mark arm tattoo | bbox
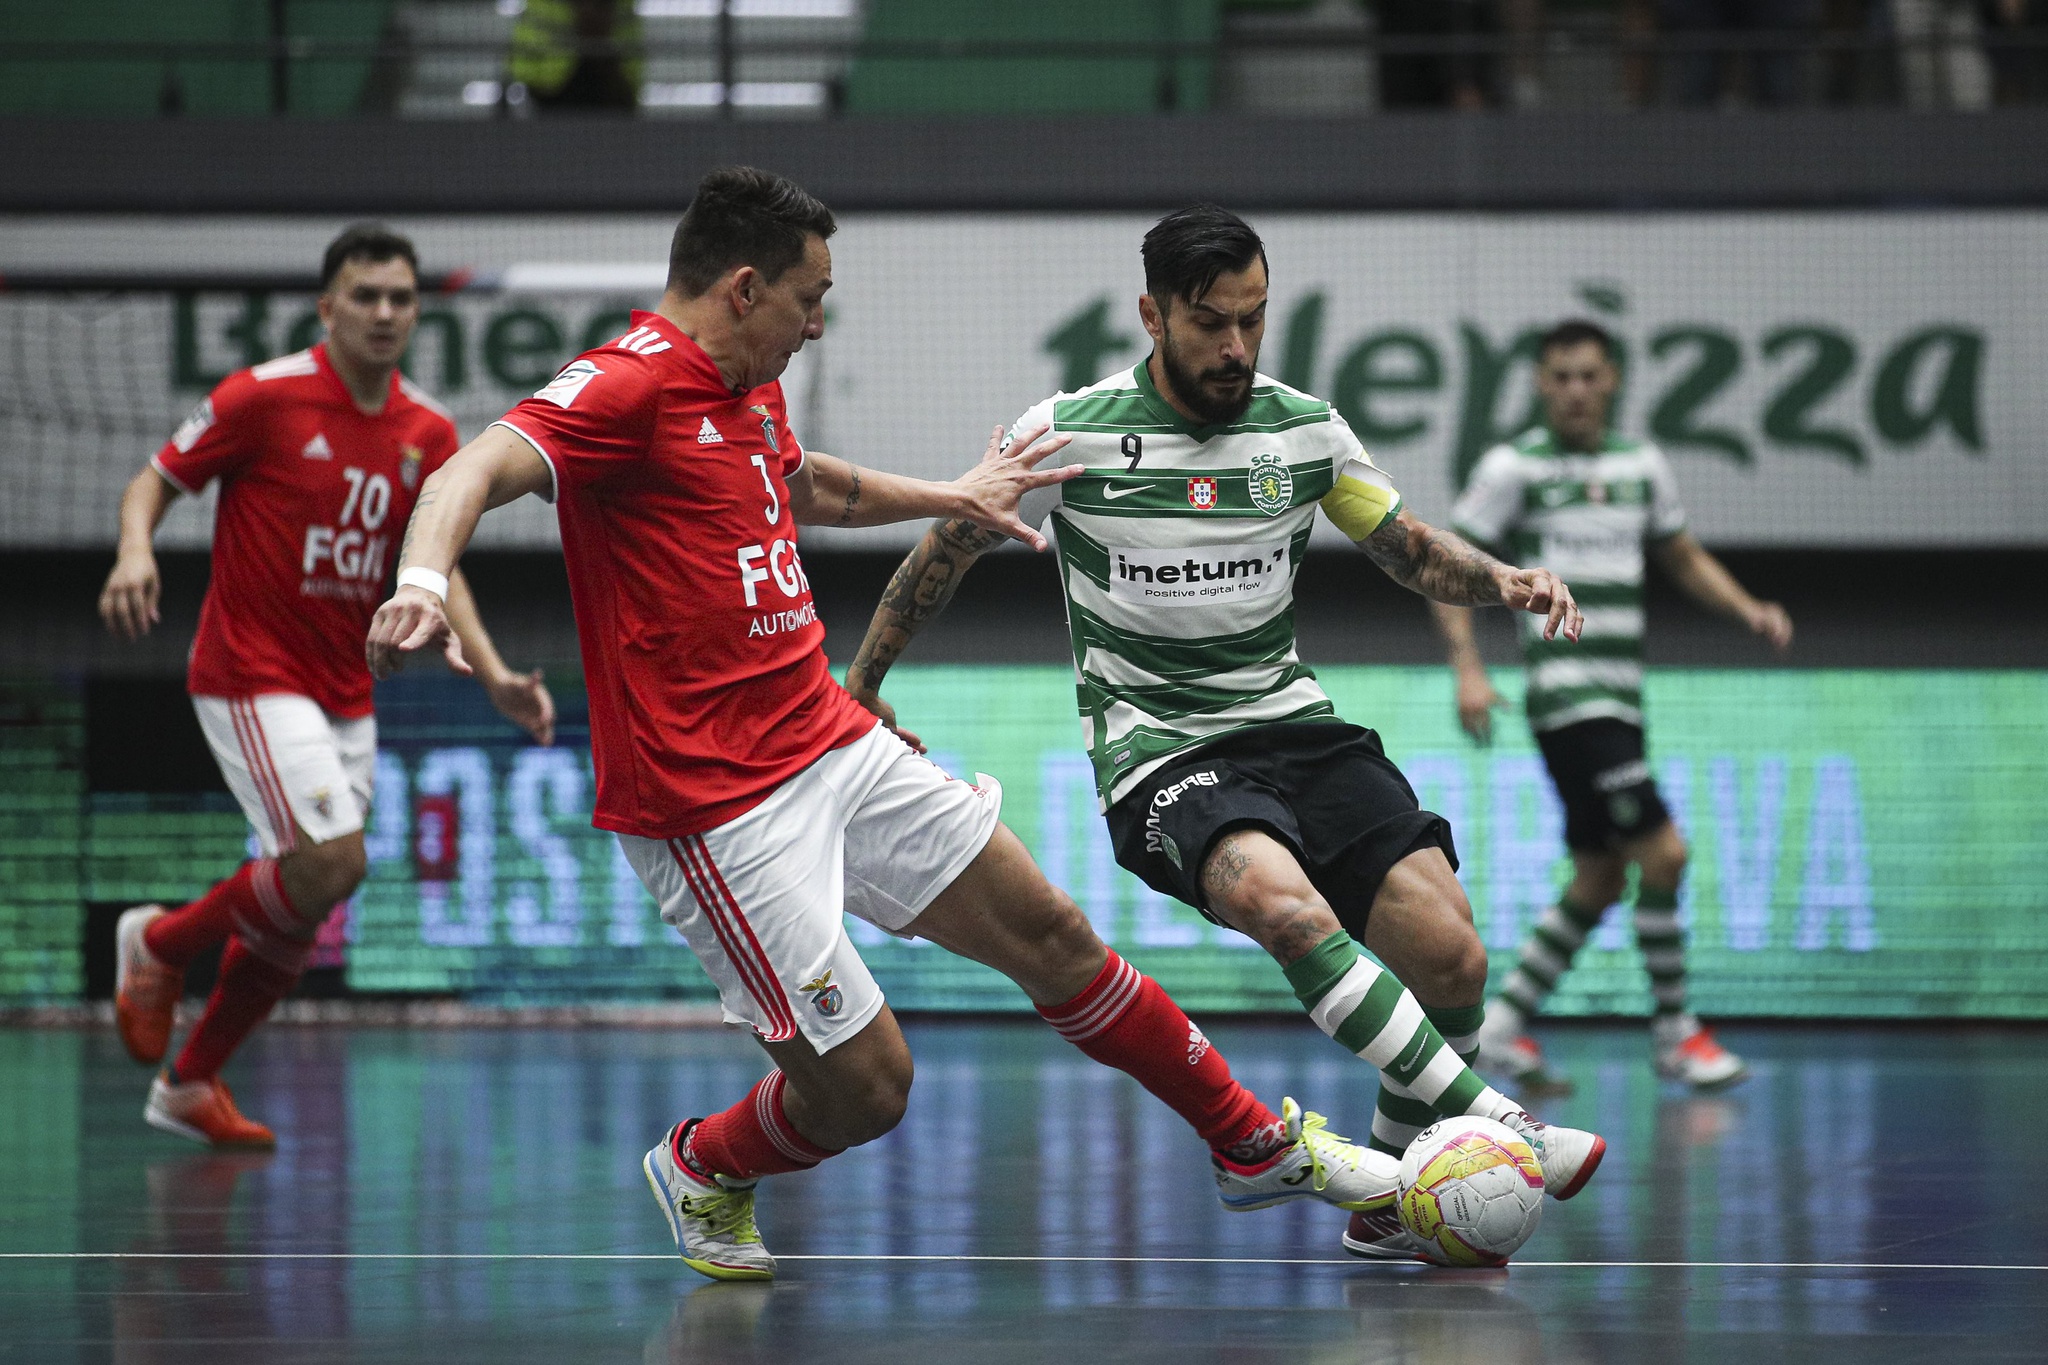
[396,489,437,569]
[847,518,1004,690]
[833,465,863,527]
[1363,515,1507,606]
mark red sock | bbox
[171,937,302,1083]
[680,1070,841,1183]
[1037,950,1282,1159]
[145,861,283,969]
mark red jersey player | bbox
[98,225,553,1148]
[369,168,1398,1282]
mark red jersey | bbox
[496,311,875,838]
[153,344,458,718]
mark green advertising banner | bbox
[6,211,2045,551]
[40,666,2042,1017]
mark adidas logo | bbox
[1187,1022,1211,1066]
[615,325,672,356]
[301,433,333,460]
[697,417,725,445]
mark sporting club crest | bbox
[399,444,424,489]
[1186,476,1218,510]
[800,970,844,1018]
[1247,453,1293,516]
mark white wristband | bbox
[396,567,449,601]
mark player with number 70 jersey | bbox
[98,226,553,1152]
[156,342,458,715]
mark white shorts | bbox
[618,724,1002,1054]
[192,694,376,857]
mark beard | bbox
[1159,331,1256,426]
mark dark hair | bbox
[1538,318,1616,362]
[668,166,837,298]
[1141,204,1268,313]
[320,223,419,291]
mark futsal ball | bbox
[1397,1116,1546,1266]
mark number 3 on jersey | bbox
[304,465,393,582]
[749,452,781,524]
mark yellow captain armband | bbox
[1319,456,1403,541]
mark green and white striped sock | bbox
[1369,1002,1487,1156]
[1634,883,1687,1018]
[1498,894,1607,1023]
[1284,931,1515,1155]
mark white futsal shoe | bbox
[1653,1014,1749,1089]
[1213,1096,1400,1212]
[643,1124,776,1282]
[1499,1110,1606,1201]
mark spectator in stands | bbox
[508,0,643,112]
[1887,0,1993,106]
[1655,0,1824,103]
[1376,0,1496,106]
[1981,0,2048,100]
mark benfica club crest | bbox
[800,970,844,1017]
[1187,476,1218,510]
[399,444,425,489]
[748,403,780,453]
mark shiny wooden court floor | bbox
[4,1020,2045,1363]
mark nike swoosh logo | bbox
[1396,1035,1429,1072]
[1100,483,1157,500]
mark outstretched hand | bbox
[1748,600,1794,653]
[1454,668,1503,746]
[486,667,556,746]
[99,551,162,641]
[1500,567,1583,643]
[949,423,1081,552]
[366,585,470,680]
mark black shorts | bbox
[1534,716,1672,853]
[1105,721,1456,941]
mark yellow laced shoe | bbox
[1212,1096,1401,1212]
[643,1124,776,1281]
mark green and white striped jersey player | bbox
[1434,319,1790,1095]
[849,208,1608,1261]
[1450,426,1686,735]
[1013,364,1393,811]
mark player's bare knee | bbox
[1205,856,1334,964]
[1636,827,1689,889]
[1427,924,1490,1004]
[843,1055,913,1144]
[286,834,367,911]
[1035,887,1106,974]
[1571,863,1628,910]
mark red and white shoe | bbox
[1341,1202,1454,1266]
[115,905,183,1065]
[1476,1009,1575,1097]
[145,1075,276,1149]
[1654,1015,1749,1089]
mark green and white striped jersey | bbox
[1449,427,1687,733]
[1011,363,1402,810]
